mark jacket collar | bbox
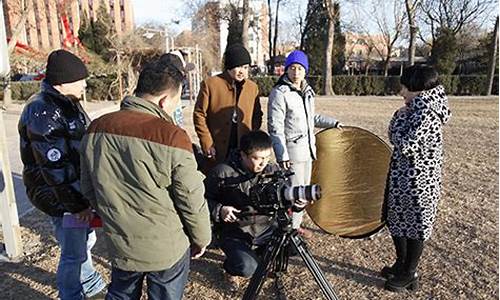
[41,80,75,105]
[219,71,246,90]
[276,75,313,95]
[120,95,174,123]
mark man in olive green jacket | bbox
[80,54,211,300]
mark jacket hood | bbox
[227,150,252,176]
[411,85,451,125]
[121,95,174,123]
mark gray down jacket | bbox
[267,75,339,162]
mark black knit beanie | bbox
[224,44,251,70]
[45,50,88,85]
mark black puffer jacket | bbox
[18,81,90,217]
[205,152,278,242]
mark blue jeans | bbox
[106,249,190,300]
[220,227,275,278]
[52,217,106,300]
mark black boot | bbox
[385,238,424,292]
[381,236,407,279]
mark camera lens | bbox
[283,184,321,202]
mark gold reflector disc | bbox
[307,126,391,238]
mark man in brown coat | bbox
[193,44,263,173]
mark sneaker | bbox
[297,227,313,239]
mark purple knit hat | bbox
[285,50,309,73]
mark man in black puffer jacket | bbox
[18,50,106,300]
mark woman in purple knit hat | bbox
[267,50,343,238]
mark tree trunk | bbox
[487,16,499,96]
[267,0,273,73]
[384,55,390,76]
[405,0,417,65]
[272,0,281,58]
[323,0,335,96]
[242,0,250,49]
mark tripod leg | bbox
[242,233,289,300]
[289,233,341,300]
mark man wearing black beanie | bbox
[193,44,263,174]
[18,49,106,300]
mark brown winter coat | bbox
[193,72,263,166]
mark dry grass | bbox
[1,96,498,300]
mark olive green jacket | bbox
[80,96,211,272]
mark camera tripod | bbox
[242,210,340,300]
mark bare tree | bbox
[267,0,273,64]
[419,0,496,44]
[296,1,322,50]
[357,0,405,76]
[405,0,419,65]
[272,0,283,58]
[242,0,250,48]
[183,0,224,73]
[487,16,499,96]
[323,0,337,95]
[264,0,287,71]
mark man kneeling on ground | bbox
[205,130,309,291]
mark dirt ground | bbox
[1,96,498,300]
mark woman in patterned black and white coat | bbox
[382,65,451,292]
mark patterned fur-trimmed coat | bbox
[386,85,451,240]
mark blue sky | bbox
[130,0,311,34]
[130,0,191,31]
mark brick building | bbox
[2,0,134,51]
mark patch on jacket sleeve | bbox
[46,148,62,162]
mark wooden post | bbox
[0,112,23,259]
[487,16,499,96]
[117,51,123,100]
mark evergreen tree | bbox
[226,5,243,49]
[78,14,93,50]
[430,28,458,74]
[78,5,114,60]
[302,0,345,77]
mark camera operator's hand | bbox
[294,199,309,210]
[279,160,293,170]
[220,206,241,223]
[190,244,206,259]
[205,146,216,159]
[76,207,93,223]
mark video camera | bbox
[247,168,321,216]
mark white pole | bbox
[0,112,23,260]
[1,0,12,108]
